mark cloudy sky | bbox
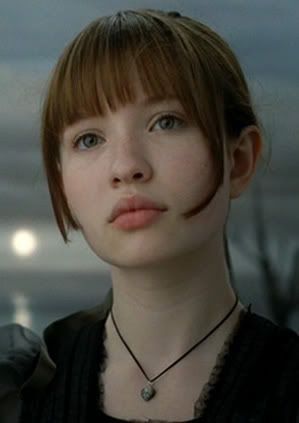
[0,0,298,333]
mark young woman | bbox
[0,9,298,423]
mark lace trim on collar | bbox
[97,305,250,422]
[193,306,249,417]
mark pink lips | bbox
[112,209,164,230]
[109,194,167,228]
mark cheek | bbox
[164,149,216,202]
[61,164,96,218]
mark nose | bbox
[109,141,153,186]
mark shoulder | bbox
[0,323,55,395]
[0,288,112,420]
[242,310,299,373]
[0,323,55,423]
[43,287,112,362]
[249,311,299,350]
[240,310,299,415]
[204,309,299,420]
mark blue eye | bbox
[151,114,185,131]
[73,133,103,150]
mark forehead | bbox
[130,76,177,106]
[102,71,178,113]
[73,72,176,122]
[63,72,180,128]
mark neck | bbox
[105,232,244,369]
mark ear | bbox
[228,125,263,199]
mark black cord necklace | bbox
[110,293,239,401]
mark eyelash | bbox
[151,113,185,131]
[72,113,186,151]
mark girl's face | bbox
[60,78,231,268]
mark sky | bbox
[0,0,298,332]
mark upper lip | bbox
[109,194,167,222]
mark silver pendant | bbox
[141,384,156,401]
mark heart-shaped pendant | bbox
[141,384,156,401]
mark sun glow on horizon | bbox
[11,229,38,257]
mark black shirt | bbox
[1,290,299,422]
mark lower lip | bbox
[112,209,164,230]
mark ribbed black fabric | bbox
[197,312,299,422]
[19,309,299,422]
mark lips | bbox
[109,194,167,223]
